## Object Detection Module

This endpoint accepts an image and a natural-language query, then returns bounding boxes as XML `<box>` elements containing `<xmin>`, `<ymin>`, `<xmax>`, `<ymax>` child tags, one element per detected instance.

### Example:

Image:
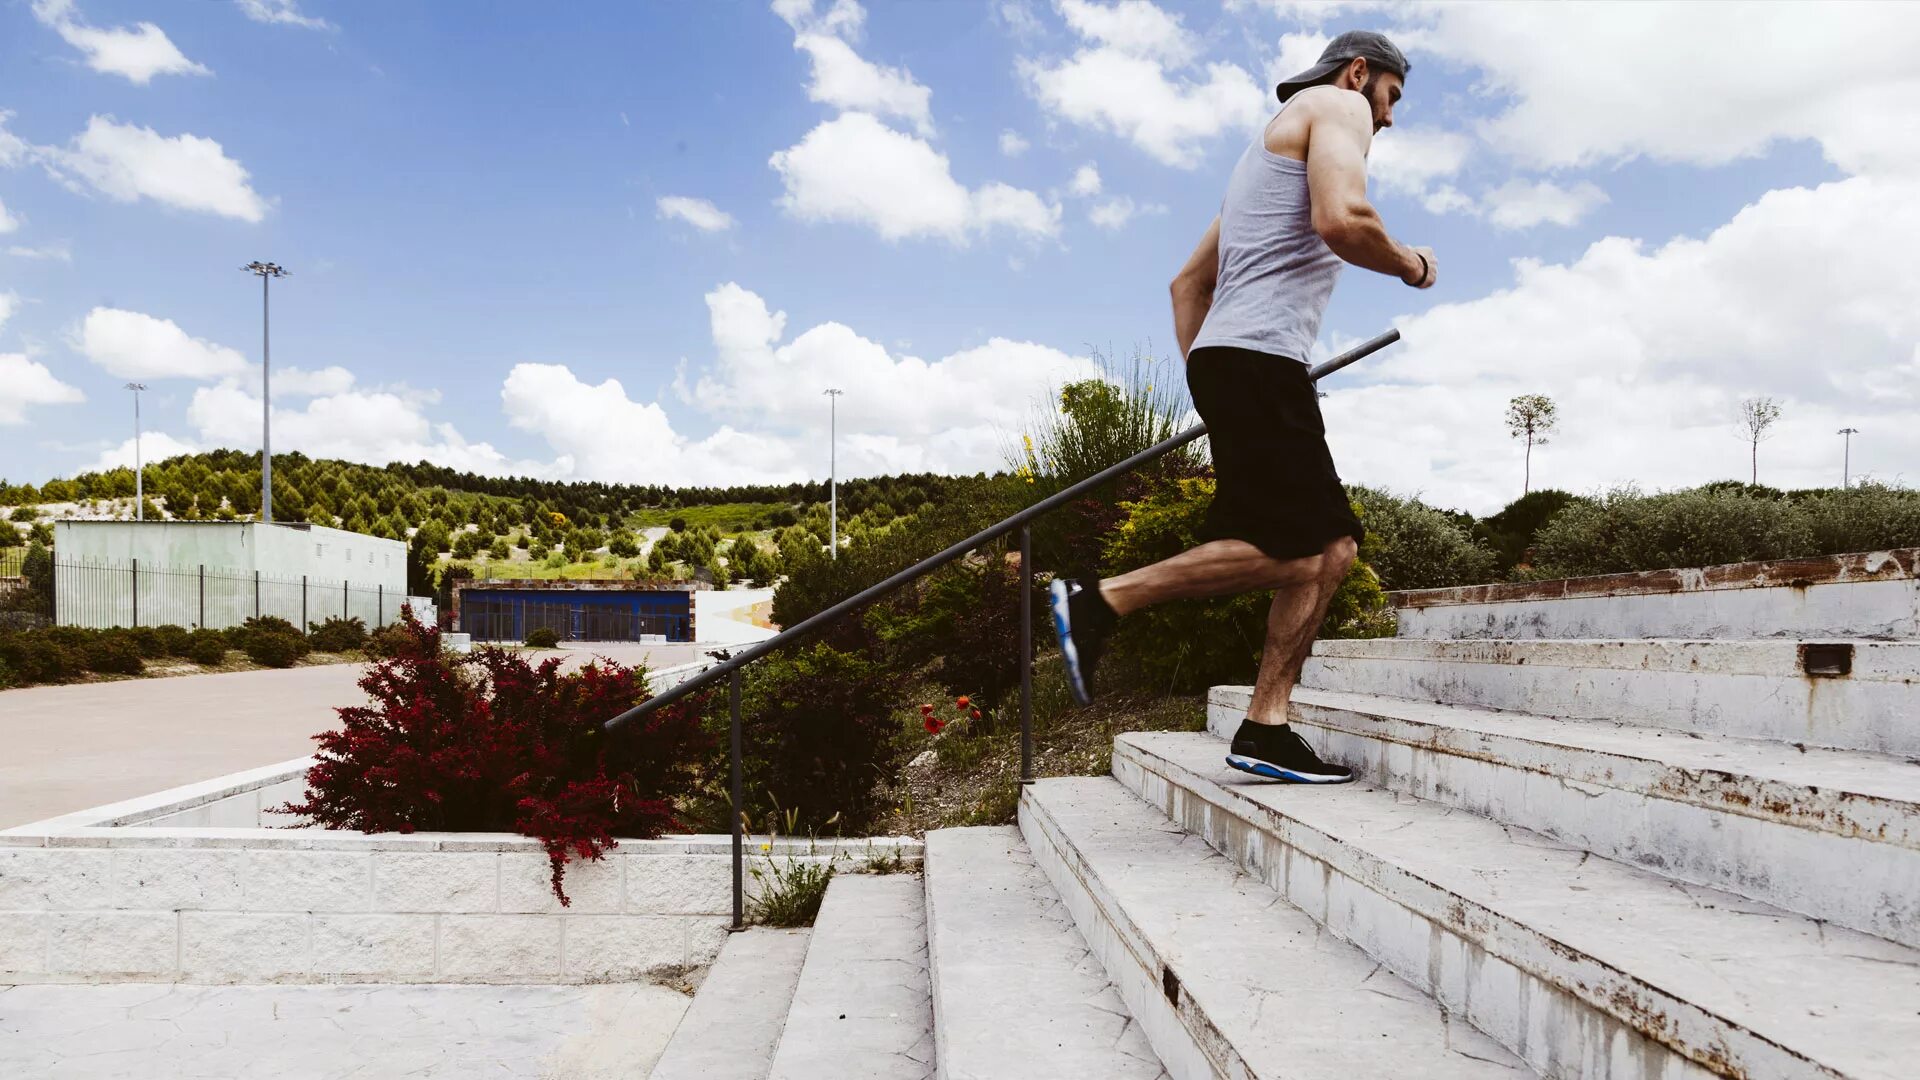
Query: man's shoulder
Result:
<box><xmin>1289</xmin><ymin>85</ymin><xmax>1372</xmax><ymax>129</ymax></box>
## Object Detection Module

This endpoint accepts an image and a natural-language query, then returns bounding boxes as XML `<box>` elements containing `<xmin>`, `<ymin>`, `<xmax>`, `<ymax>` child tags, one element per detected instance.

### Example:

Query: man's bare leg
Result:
<box><xmin>1247</xmin><ymin>536</ymin><xmax>1356</xmax><ymax>725</ymax></box>
<box><xmin>1096</xmin><ymin>534</ymin><xmax>1356</xmax><ymax>725</ymax></box>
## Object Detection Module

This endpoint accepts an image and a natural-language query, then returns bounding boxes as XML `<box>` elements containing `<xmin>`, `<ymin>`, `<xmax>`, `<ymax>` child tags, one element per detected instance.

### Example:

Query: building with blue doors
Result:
<box><xmin>452</xmin><ymin>579</ymin><xmax>696</xmax><ymax>643</ymax></box>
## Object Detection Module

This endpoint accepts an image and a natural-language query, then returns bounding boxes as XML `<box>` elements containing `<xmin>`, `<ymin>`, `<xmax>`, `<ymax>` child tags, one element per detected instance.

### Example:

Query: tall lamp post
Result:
<box><xmin>1838</xmin><ymin>427</ymin><xmax>1860</xmax><ymax>488</ymax></box>
<box><xmin>823</xmin><ymin>388</ymin><xmax>842</xmax><ymax>559</ymax></box>
<box><xmin>242</xmin><ymin>261</ymin><xmax>288</xmax><ymax>522</ymax></box>
<box><xmin>125</xmin><ymin>382</ymin><xmax>147</xmax><ymax>520</ymax></box>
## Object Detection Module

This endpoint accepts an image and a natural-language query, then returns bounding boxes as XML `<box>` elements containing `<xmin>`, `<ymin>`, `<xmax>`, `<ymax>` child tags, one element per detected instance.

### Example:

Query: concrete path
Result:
<box><xmin>0</xmin><ymin>635</ymin><xmax>732</xmax><ymax>830</ymax></box>
<box><xmin>0</xmin><ymin>981</ymin><xmax>688</xmax><ymax>1079</ymax></box>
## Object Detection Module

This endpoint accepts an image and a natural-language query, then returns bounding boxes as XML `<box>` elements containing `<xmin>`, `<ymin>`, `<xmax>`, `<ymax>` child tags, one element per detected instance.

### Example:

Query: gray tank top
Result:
<box><xmin>1189</xmin><ymin>125</ymin><xmax>1344</xmax><ymax>364</ymax></box>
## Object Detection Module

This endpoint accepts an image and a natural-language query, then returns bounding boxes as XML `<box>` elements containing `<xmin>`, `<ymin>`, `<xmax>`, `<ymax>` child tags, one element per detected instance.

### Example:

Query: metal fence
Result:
<box><xmin>0</xmin><ymin>546</ymin><xmax>25</xmax><ymax>578</ymax></box>
<box><xmin>30</xmin><ymin>554</ymin><xmax>433</xmax><ymax>631</ymax></box>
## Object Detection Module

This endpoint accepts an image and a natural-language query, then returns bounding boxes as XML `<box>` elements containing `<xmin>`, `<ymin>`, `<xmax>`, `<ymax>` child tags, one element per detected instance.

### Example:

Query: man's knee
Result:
<box><xmin>1323</xmin><ymin>536</ymin><xmax>1358</xmax><ymax>580</ymax></box>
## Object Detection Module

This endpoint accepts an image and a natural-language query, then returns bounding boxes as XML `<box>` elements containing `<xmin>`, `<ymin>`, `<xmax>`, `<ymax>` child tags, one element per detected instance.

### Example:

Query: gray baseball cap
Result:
<box><xmin>1275</xmin><ymin>30</ymin><xmax>1410</xmax><ymax>102</ymax></box>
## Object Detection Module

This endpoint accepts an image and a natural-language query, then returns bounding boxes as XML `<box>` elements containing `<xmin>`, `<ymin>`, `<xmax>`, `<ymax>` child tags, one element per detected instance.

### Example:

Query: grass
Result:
<box><xmin>629</xmin><ymin>501</ymin><xmax>797</xmax><ymax>531</ymax></box>
<box><xmin>748</xmin><ymin>850</ymin><xmax>838</xmax><ymax>927</ymax></box>
<box><xmin>877</xmin><ymin>650</ymin><xmax>1207</xmax><ymax>834</ymax></box>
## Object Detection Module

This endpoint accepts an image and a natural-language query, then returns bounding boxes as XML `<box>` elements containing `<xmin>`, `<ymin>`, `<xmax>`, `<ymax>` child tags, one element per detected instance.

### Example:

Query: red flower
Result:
<box><xmin>920</xmin><ymin>703</ymin><xmax>934</xmax><ymax>714</ymax></box>
<box><xmin>955</xmin><ymin>695</ymin><xmax>971</xmax><ymax>708</ymax></box>
<box><xmin>923</xmin><ymin>715</ymin><xmax>945</xmax><ymax>734</ymax></box>
<box><xmin>969</xmin><ymin>708</ymin><xmax>981</xmax><ymax>720</ymax></box>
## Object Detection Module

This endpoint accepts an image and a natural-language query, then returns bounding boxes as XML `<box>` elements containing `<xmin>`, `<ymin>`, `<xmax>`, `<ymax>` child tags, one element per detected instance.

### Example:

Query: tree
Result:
<box><xmin>1505</xmin><ymin>394</ymin><xmax>1558</xmax><ymax>496</ymax></box>
<box><xmin>1736</xmin><ymin>396</ymin><xmax>1782</xmax><ymax>485</ymax></box>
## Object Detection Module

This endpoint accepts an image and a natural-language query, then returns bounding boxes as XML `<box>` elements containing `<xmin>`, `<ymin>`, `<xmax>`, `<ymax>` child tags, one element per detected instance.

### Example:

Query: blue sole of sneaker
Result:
<box><xmin>1049</xmin><ymin>580</ymin><xmax>1091</xmax><ymax>707</ymax></box>
<box><xmin>1225</xmin><ymin>754</ymin><xmax>1355</xmax><ymax>784</ymax></box>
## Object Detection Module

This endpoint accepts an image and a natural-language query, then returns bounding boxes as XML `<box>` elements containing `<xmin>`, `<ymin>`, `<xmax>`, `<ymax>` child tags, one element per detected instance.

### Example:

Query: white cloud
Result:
<box><xmin>656</xmin><ymin>195</ymin><xmax>736</xmax><ymax>232</ymax></box>
<box><xmin>999</xmin><ymin>129</ymin><xmax>1031</xmax><ymax>157</ymax></box>
<box><xmin>1057</xmin><ymin>0</ymin><xmax>1198</xmax><ymax>67</ymax></box>
<box><xmin>8</xmin><ymin>242</ymin><xmax>73</xmax><ymax>262</ymax></box>
<box><xmin>35</xmin><ymin>115</ymin><xmax>269</xmax><ymax>222</ymax></box>
<box><xmin>1366</xmin><ymin>127</ymin><xmax>1472</xmax><ymax>201</ymax></box>
<box><xmin>0</xmin><ymin>353</ymin><xmax>85</xmax><ymax>424</ymax></box>
<box><xmin>79</xmin><ymin>308</ymin><xmax>250</xmax><ymax>380</ymax></box>
<box><xmin>770</xmin><ymin>112</ymin><xmax>1059</xmax><ymax>243</ymax></box>
<box><xmin>267</xmin><ymin>365</ymin><xmax>355</xmax><ymax>397</ymax></box>
<box><xmin>0</xmin><ymin>197</ymin><xmax>18</xmax><ymax>234</ymax></box>
<box><xmin>1399</xmin><ymin>3</ymin><xmax>1920</xmax><ymax>176</ymax></box>
<box><xmin>32</xmin><ymin>0</ymin><xmax>210</xmax><ymax>85</ymax></box>
<box><xmin>1067</xmin><ymin>163</ymin><xmax>1102</xmax><ymax>197</ymax></box>
<box><xmin>1481</xmin><ymin>179</ymin><xmax>1609</xmax><ymax>230</ymax></box>
<box><xmin>1021</xmin><ymin>0</ymin><xmax>1266</xmax><ymax>169</ymax></box>
<box><xmin>1324</xmin><ymin>176</ymin><xmax>1920</xmax><ymax>511</ymax></box>
<box><xmin>89</xmin><ymin>429</ymin><xmax>199</xmax><ymax>472</ymax></box>
<box><xmin>791</xmin><ymin>32</ymin><xmax>934</xmax><ymax>135</ymax></box>
<box><xmin>186</xmin><ymin>379</ymin><xmax>542</xmax><ymax>477</ymax></box>
<box><xmin>773</xmin><ymin>0</ymin><xmax>865</xmax><ymax>40</ymax></box>
<box><xmin>1087</xmin><ymin>194</ymin><xmax>1164</xmax><ymax>230</ymax></box>
<box><xmin>1263</xmin><ymin>30</ymin><xmax>1328</xmax><ymax>98</ymax></box>
<box><xmin>234</xmin><ymin>0</ymin><xmax>332</xmax><ymax>31</ymax></box>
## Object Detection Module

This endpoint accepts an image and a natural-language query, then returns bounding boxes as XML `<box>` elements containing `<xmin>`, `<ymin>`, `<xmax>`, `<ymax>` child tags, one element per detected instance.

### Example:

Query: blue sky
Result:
<box><xmin>2</xmin><ymin>0</ymin><xmax>1915</xmax><ymax>513</ymax></box>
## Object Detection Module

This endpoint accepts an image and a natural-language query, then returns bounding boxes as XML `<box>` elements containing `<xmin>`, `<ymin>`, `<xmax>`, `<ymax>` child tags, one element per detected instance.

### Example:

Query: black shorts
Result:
<box><xmin>1186</xmin><ymin>344</ymin><xmax>1364</xmax><ymax>561</ymax></box>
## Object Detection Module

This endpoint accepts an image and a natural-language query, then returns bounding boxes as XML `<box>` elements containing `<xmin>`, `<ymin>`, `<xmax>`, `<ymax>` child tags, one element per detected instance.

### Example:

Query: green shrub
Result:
<box><xmin>748</xmin><ymin>853</ymin><xmax>837</xmax><ymax>928</ymax></box>
<box><xmin>1473</xmin><ymin>489</ymin><xmax>1584</xmax><ymax>574</ymax></box>
<box><xmin>729</xmin><ymin>643</ymin><xmax>901</xmax><ymax>834</ymax></box>
<box><xmin>1527</xmin><ymin>486</ymin><xmax>1812</xmax><ymax>578</ymax></box>
<box><xmin>362</xmin><ymin>622</ymin><xmax>412</xmax><ymax>660</ymax></box>
<box><xmin>244</xmin><ymin>630</ymin><xmax>309</xmax><ymax>668</ymax></box>
<box><xmin>866</xmin><ymin>553</ymin><xmax>1041</xmax><ymax>715</ymax></box>
<box><xmin>524</xmin><ymin>626</ymin><xmax>561</xmax><ymax>648</ymax></box>
<box><xmin>82</xmin><ymin>635</ymin><xmax>144</xmax><ymax>676</ymax></box>
<box><xmin>0</xmin><ymin>634</ymin><xmax>82</xmax><ymax>683</ymax></box>
<box><xmin>309</xmin><ymin>615</ymin><xmax>369</xmax><ymax>653</ymax></box>
<box><xmin>1348</xmin><ymin>486</ymin><xmax>1500</xmax><ymax>591</ymax></box>
<box><xmin>185</xmin><ymin>628</ymin><xmax>229</xmax><ymax>666</ymax></box>
<box><xmin>151</xmin><ymin>624</ymin><xmax>193</xmax><ymax>658</ymax></box>
<box><xmin>1793</xmin><ymin>483</ymin><xmax>1920</xmax><ymax>554</ymax></box>
<box><xmin>0</xmin><ymin>657</ymin><xmax>12</xmax><ymax>689</ymax></box>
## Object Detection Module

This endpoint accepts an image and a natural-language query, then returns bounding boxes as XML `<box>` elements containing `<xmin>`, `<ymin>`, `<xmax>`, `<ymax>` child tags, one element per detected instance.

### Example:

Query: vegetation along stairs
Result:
<box><xmin>650</xmin><ymin>547</ymin><xmax>1916</xmax><ymax>1079</ymax></box>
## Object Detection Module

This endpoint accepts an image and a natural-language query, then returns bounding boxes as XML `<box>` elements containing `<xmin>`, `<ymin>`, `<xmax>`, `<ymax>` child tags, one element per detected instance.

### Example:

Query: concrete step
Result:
<box><xmin>1388</xmin><ymin>548</ymin><xmax>1918</xmax><ymax>641</ymax></box>
<box><xmin>1113</xmin><ymin>730</ymin><xmax>1920</xmax><ymax>1079</ymax></box>
<box><xmin>1300</xmin><ymin>637</ymin><xmax>1920</xmax><ymax>756</ymax></box>
<box><xmin>924</xmin><ymin>826</ymin><xmax>1167</xmax><ymax>1080</ymax></box>
<box><xmin>1019</xmin><ymin>777</ymin><xmax>1535</xmax><ymax>1080</ymax></box>
<box><xmin>651</xmin><ymin>927</ymin><xmax>811</xmax><ymax>1080</ymax></box>
<box><xmin>1213</xmin><ymin>684</ymin><xmax>1920</xmax><ymax>947</ymax></box>
<box><xmin>766</xmin><ymin>874</ymin><xmax>934</xmax><ymax>1080</ymax></box>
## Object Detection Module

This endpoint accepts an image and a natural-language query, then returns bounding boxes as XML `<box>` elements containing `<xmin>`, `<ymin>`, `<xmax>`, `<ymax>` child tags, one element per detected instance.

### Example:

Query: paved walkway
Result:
<box><xmin>0</xmin><ymin>982</ymin><xmax>689</xmax><ymax>1079</ymax></box>
<box><xmin>0</xmin><ymin>587</ymin><xmax>775</xmax><ymax>829</ymax></box>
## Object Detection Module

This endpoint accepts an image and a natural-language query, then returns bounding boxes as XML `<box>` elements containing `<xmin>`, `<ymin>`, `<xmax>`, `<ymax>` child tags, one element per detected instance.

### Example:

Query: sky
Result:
<box><xmin>1</xmin><ymin>0</ymin><xmax>1916</xmax><ymax>514</ymax></box>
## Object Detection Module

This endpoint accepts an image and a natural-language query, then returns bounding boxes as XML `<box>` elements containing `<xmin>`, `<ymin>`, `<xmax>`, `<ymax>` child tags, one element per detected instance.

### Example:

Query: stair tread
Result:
<box><xmin>766</xmin><ymin>874</ymin><xmax>933</xmax><ymax>1080</ymax></box>
<box><xmin>925</xmin><ymin>826</ymin><xmax>1167</xmax><ymax>1079</ymax></box>
<box><xmin>1023</xmin><ymin>777</ymin><xmax>1533</xmax><ymax>1078</ymax></box>
<box><xmin>1274</xmin><ymin>685</ymin><xmax>1920</xmax><ymax>811</ymax></box>
<box><xmin>651</xmin><ymin>927</ymin><xmax>810</xmax><ymax>1080</ymax></box>
<box><xmin>1119</xmin><ymin>729</ymin><xmax>1920</xmax><ymax>1079</ymax></box>
<box><xmin>1312</xmin><ymin>636</ymin><xmax>1920</xmax><ymax>679</ymax></box>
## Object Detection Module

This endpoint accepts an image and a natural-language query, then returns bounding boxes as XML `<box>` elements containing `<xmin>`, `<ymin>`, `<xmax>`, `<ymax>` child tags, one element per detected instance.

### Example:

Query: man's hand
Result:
<box><xmin>1402</xmin><ymin>246</ymin><xmax>1436</xmax><ymax>289</ymax></box>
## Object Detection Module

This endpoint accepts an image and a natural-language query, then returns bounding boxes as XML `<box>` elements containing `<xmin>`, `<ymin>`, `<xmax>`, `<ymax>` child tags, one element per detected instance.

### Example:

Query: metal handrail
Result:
<box><xmin>604</xmin><ymin>327</ymin><xmax>1400</xmax><ymax>927</ymax></box>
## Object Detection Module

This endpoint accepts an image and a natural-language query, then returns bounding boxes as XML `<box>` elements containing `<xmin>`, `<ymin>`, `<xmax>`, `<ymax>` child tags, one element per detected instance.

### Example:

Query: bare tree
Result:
<box><xmin>1505</xmin><ymin>394</ymin><xmax>1557</xmax><ymax>496</ymax></box>
<box><xmin>1736</xmin><ymin>396</ymin><xmax>1782</xmax><ymax>485</ymax></box>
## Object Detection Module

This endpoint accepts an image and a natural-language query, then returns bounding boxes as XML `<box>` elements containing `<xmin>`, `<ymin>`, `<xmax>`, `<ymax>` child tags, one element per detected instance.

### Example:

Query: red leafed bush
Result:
<box><xmin>282</xmin><ymin>609</ymin><xmax>710</xmax><ymax>904</ymax></box>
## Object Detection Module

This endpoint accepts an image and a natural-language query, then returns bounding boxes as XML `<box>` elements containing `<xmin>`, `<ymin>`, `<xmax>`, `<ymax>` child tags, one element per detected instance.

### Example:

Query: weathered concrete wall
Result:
<box><xmin>1392</xmin><ymin>548</ymin><xmax>1919</xmax><ymax>640</ymax></box>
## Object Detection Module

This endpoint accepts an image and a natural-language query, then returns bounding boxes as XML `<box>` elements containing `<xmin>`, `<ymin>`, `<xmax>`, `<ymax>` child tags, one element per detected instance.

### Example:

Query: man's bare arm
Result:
<box><xmin>1171</xmin><ymin>216</ymin><xmax>1221</xmax><ymax>358</ymax></box>
<box><xmin>1304</xmin><ymin>95</ymin><xmax>1434</xmax><ymax>288</ymax></box>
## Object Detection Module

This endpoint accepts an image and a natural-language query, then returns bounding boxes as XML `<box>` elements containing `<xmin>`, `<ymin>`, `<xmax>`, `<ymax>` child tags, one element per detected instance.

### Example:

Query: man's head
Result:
<box><xmin>1275</xmin><ymin>30</ymin><xmax>1409</xmax><ymax>132</ymax></box>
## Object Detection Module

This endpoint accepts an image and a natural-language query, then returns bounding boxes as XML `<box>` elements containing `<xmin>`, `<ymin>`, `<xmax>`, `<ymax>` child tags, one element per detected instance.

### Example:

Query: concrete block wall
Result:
<box><xmin>0</xmin><ymin>831</ymin><xmax>918</xmax><ymax>985</ymax></box>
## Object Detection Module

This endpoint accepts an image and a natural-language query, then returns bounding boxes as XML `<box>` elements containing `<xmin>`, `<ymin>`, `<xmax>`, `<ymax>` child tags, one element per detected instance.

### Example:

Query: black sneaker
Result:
<box><xmin>1226</xmin><ymin>719</ymin><xmax>1355</xmax><ymax>784</ymax></box>
<box><xmin>1049</xmin><ymin>578</ymin><xmax>1116</xmax><ymax>706</ymax></box>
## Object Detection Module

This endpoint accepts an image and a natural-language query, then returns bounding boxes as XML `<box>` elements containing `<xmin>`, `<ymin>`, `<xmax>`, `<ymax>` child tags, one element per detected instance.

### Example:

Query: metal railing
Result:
<box><xmin>604</xmin><ymin>329</ymin><xmax>1401</xmax><ymax>928</ymax></box>
<box><xmin>12</xmin><ymin>553</ymin><xmax>430</xmax><ymax>631</ymax></box>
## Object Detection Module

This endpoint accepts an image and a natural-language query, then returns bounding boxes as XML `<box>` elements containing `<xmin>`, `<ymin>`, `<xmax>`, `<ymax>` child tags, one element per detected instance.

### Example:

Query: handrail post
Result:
<box><xmin>197</xmin><ymin>564</ymin><xmax>205</xmax><ymax>628</ymax></box>
<box><xmin>131</xmin><ymin>558</ymin><xmax>139</xmax><ymax>629</ymax></box>
<box><xmin>1019</xmin><ymin>525</ymin><xmax>1033</xmax><ymax>784</ymax></box>
<box><xmin>301</xmin><ymin>574</ymin><xmax>308</xmax><ymax>633</ymax></box>
<box><xmin>729</xmin><ymin>668</ymin><xmax>745</xmax><ymax>931</ymax></box>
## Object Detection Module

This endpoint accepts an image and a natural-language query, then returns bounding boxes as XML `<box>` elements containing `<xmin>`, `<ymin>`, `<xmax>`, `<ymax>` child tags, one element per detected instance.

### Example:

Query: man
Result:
<box><xmin>1049</xmin><ymin>31</ymin><xmax>1435</xmax><ymax>784</ymax></box>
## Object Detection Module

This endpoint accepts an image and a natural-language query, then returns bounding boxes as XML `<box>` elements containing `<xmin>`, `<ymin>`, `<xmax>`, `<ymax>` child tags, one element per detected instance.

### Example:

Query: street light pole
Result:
<box><xmin>242</xmin><ymin>261</ymin><xmax>288</xmax><ymax>522</ymax></box>
<box><xmin>824</xmin><ymin>388</ymin><xmax>842</xmax><ymax>559</ymax></box>
<box><xmin>125</xmin><ymin>382</ymin><xmax>147</xmax><ymax>520</ymax></box>
<box><xmin>1838</xmin><ymin>427</ymin><xmax>1860</xmax><ymax>488</ymax></box>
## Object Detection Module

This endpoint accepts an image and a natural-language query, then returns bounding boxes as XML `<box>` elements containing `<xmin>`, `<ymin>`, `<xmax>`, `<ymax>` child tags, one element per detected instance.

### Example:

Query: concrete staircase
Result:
<box><xmin>654</xmin><ymin>549</ymin><xmax>1918</xmax><ymax>1079</ymax></box>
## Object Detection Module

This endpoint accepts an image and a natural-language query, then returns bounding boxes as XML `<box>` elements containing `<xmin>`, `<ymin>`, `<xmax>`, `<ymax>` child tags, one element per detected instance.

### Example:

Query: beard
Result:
<box><xmin>1360</xmin><ymin>73</ymin><xmax>1389</xmax><ymax>132</ymax></box>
